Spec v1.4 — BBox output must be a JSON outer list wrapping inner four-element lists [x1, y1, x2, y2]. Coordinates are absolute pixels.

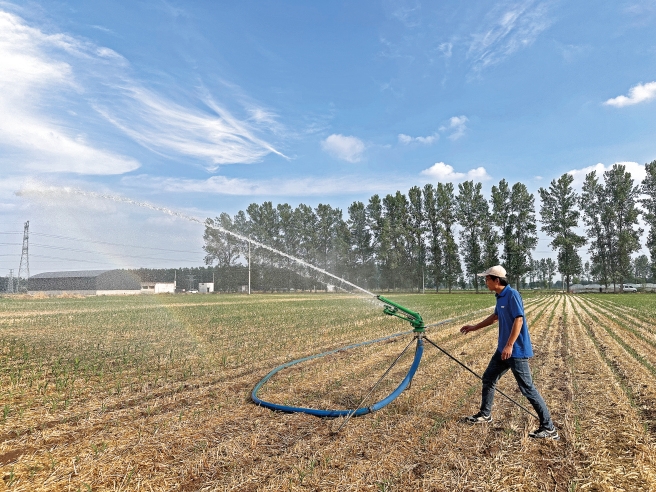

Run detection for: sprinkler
[[377, 295, 425, 332], [251, 296, 539, 431]]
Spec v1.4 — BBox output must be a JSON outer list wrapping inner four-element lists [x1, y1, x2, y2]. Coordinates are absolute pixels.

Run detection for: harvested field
[[0, 292, 655, 491]]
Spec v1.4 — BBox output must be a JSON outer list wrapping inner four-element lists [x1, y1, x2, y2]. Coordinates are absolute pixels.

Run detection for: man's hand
[[460, 325, 476, 334], [501, 344, 513, 360]]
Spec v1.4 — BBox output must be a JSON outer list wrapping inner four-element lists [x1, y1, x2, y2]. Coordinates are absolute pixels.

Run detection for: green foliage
[[581, 164, 642, 289], [491, 180, 538, 288], [539, 173, 586, 291]]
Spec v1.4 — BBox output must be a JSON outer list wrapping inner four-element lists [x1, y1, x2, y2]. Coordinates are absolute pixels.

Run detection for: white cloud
[[0, 10, 139, 174], [440, 115, 469, 140], [567, 161, 646, 188], [95, 88, 284, 171], [604, 82, 656, 107], [0, 9, 284, 176], [321, 134, 366, 163], [420, 162, 491, 182], [468, 1, 551, 71], [122, 173, 399, 196], [398, 133, 439, 145], [438, 42, 453, 58]]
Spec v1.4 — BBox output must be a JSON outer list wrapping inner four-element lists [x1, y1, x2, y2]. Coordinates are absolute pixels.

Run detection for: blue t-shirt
[[494, 285, 533, 358]]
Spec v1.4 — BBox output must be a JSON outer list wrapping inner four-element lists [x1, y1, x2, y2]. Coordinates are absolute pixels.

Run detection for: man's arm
[[501, 316, 523, 360], [460, 313, 498, 334]]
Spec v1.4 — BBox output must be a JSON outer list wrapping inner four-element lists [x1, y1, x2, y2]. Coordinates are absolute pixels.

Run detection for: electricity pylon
[[17, 221, 29, 292]]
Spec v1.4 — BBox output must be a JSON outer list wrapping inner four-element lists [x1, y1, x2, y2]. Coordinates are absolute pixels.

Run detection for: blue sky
[[1, 0, 655, 274]]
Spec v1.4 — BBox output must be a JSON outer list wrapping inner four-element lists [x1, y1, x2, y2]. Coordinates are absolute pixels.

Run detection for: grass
[[0, 291, 654, 490]]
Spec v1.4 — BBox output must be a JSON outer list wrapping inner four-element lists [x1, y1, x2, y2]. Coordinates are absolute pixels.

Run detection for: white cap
[[477, 265, 507, 279]]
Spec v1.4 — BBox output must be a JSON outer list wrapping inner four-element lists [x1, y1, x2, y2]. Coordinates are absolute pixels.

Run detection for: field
[[0, 291, 655, 491]]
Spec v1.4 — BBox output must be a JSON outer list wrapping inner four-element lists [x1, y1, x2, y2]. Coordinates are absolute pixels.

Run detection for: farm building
[[198, 282, 214, 293], [141, 281, 176, 294], [29, 270, 142, 296]]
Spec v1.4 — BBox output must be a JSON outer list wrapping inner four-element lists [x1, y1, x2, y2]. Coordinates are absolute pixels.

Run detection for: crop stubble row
[[0, 293, 655, 490]]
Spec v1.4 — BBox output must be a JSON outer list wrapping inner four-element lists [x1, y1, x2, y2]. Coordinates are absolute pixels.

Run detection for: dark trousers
[[480, 351, 554, 429]]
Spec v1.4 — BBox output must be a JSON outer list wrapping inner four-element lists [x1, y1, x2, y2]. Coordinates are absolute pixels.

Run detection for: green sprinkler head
[[377, 295, 425, 333]]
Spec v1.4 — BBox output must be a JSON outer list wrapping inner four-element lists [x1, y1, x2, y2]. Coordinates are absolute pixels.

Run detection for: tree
[[204, 212, 242, 267], [315, 203, 344, 273], [539, 173, 586, 292], [641, 160, 656, 279], [491, 180, 538, 288], [545, 258, 557, 288], [378, 192, 410, 290], [580, 171, 611, 288], [605, 165, 642, 290], [407, 186, 427, 291], [582, 165, 642, 291], [347, 201, 375, 288], [436, 182, 461, 292], [423, 184, 443, 291], [366, 195, 385, 290], [456, 180, 487, 292], [633, 254, 650, 284]]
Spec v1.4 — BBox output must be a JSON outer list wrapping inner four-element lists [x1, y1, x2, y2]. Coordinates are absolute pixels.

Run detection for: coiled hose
[[251, 331, 423, 418]]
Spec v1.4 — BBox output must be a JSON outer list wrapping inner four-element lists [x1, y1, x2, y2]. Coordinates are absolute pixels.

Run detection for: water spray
[[18, 186, 538, 428]]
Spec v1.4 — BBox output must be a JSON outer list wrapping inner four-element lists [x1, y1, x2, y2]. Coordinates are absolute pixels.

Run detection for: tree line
[[202, 160, 656, 293]]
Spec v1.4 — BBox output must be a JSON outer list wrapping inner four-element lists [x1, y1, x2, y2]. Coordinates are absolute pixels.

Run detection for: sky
[[1, 0, 656, 276]]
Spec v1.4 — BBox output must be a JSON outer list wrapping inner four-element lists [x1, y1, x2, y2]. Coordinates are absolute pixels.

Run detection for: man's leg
[[509, 358, 554, 429], [480, 351, 509, 416]]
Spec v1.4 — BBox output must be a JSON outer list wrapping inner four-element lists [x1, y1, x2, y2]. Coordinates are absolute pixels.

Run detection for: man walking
[[460, 265, 558, 440]]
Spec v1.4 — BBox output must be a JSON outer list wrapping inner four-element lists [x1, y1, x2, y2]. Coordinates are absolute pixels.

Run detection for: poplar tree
[[580, 171, 611, 288], [423, 184, 443, 291], [491, 180, 537, 288], [582, 165, 642, 291], [347, 201, 374, 288], [436, 182, 461, 292], [538, 173, 586, 292], [382, 192, 410, 290], [641, 160, 656, 279], [605, 164, 642, 289], [407, 186, 426, 291], [456, 180, 487, 292], [203, 212, 242, 267]]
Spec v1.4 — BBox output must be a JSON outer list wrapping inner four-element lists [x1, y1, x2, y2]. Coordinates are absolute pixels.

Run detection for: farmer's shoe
[[464, 412, 492, 424], [529, 427, 559, 440]]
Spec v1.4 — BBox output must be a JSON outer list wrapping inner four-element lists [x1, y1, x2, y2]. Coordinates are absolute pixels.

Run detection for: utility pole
[[17, 221, 29, 292], [7, 269, 14, 293], [248, 238, 251, 295]]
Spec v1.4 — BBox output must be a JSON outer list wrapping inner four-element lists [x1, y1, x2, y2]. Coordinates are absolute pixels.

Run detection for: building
[[141, 281, 176, 294], [29, 270, 142, 296], [198, 282, 214, 293]]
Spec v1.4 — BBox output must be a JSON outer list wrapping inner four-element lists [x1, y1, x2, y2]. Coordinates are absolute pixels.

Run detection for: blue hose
[[251, 332, 424, 418]]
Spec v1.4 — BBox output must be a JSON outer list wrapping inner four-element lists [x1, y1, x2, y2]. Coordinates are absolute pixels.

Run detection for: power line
[[29, 232, 202, 254], [0, 231, 203, 254]]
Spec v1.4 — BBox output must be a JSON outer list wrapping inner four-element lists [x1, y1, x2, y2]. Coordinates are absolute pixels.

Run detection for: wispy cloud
[[0, 10, 139, 174], [321, 134, 366, 163], [398, 133, 439, 145], [0, 8, 284, 176], [95, 88, 285, 171], [122, 173, 401, 196], [420, 162, 491, 182], [440, 115, 469, 140], [468, 1, 552, 71], [604, 82, 656, 107]]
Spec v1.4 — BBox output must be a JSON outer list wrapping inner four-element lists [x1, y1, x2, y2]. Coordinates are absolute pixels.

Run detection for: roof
[[30, 270, 111, 279]]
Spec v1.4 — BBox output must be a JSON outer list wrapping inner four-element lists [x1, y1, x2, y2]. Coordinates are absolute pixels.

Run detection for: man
[[460, 265, 558, 440]]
